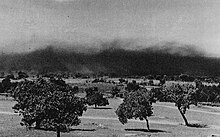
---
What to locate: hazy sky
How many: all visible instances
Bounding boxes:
[0,0,220,56]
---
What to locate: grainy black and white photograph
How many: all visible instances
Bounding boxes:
[0,0,220,137]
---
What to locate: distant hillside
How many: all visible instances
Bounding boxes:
[0,44,220,77]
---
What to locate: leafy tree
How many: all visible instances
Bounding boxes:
[17,71,28,79]
[161,83,198,126]
[1,77,12,92]
[125,81,140,92]
[151,87,163,101]
[12,78,86,137]
[115,88,154,131]
[179,74,195,82]
[85,87,109,108]
[159,78,166,85]
[195,80,220,103]
[0,72,4,78]
[92,78,105,83]
[119,78,127,83]
[147,75,154,80]
[6,74,15,79]
[110,86,120,98]
[148,80,154,86]
[49,77,66,86]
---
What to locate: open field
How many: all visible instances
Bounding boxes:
[0,97,220,137]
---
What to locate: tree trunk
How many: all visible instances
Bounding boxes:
[178,107,189,126]
[145,118,150,131]
[35,120,41,129]
[57,126,61,137]
[95,104,97,108]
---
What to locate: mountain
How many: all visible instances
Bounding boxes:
[0,44,220,77]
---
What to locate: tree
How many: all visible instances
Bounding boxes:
[195,80,220,103]
[17,71,28,79]
[6,74,15,79]
[49,77,66,86]
[119,78,127,83]
[2,77,12,92]
[0,72,4,78]
[115,88,154,131]
[110,86,120,98]
[161,83,198,126]
[148,80,154,86]
[125,81,140,92]
[179,74,195,82]
[0,83,3,93]
[12,78,87,137]
[85,87,109,108]
[159,78,166,85]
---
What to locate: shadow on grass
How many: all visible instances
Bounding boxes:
[88,107,112,110]
[187,123,208,128]
[70,129,96,132]
[31,127,95,132]
[125,128,166,133]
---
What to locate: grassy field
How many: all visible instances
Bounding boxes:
[0,97,220,137]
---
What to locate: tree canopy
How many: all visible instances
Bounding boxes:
[12,78,87,137]
[115,88,154,130]
[85,87,109,108]
[162,83,198,126]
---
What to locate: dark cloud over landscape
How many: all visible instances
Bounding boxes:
[0,0,219,56]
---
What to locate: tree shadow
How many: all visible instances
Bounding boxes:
[187,123,208,128]
[29,127,56,132]
[125,128,167,133]
[88,107,112,110]
[30,127,95,132]
[70,128,96,131]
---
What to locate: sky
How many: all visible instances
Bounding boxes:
[0,0,220,56]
